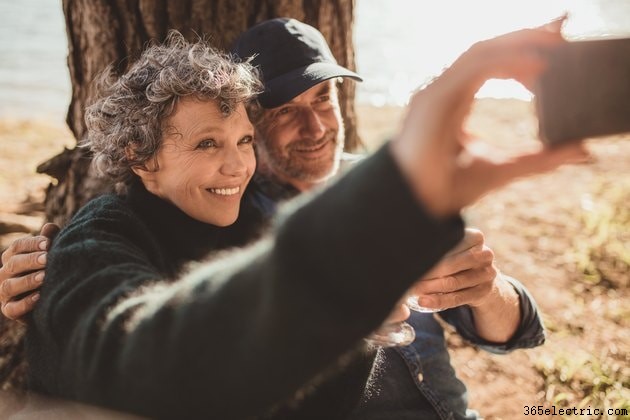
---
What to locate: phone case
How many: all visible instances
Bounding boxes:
[535,37,630,146]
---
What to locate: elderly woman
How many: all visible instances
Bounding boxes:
[25,32,283,415]
[23,24,585,420]
[29,31,408,420]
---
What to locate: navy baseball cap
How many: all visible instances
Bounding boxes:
[231,18,362,108]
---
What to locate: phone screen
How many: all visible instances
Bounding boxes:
[535,37,630,146]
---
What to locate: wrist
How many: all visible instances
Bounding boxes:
[469,274,521,343]
[388,139,451,218]
[471,273,519,312]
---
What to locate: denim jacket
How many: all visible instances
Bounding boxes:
[350,276,546,420]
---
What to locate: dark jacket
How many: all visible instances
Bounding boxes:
[26,146,464,419]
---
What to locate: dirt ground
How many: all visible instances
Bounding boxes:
[358,99,629,420]
[0,98,628,419]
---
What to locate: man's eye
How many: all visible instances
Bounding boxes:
[314,95,334,109]
[276,107,292,116]
[196,139,217,149]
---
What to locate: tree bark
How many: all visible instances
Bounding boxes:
[41,0,361,227]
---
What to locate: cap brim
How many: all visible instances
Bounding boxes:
[259,62,362,108]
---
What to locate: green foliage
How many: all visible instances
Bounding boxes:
[536,350,629,419]
[535,177,630,419]
[570,178,630,291]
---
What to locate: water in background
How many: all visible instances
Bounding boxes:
[1,0,630,121]
[0,0,69,120]
[355,0,630,105]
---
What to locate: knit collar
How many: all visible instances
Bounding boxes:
[251,171,301,203]
[124,179,264,269]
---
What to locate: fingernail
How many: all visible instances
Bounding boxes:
[472,245,486,260]
[419,296,434,307]
[38,240,48,251]
[37,253,47,264]
[32,293,40,302]
[35,272,45,284]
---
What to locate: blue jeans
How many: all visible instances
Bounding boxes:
[350,276,545,419]
[350,313,480,420]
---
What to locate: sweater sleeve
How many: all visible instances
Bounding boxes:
[28,145,464,419]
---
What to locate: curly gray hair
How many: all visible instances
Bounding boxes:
[84,30,262,187]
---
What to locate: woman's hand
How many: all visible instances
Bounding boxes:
[390,18,589,217]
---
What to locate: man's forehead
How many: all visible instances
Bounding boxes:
[282,80,336,106]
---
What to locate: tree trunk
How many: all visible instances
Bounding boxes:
[41,0,361,227]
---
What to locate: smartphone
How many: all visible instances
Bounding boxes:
[534,37,630,146]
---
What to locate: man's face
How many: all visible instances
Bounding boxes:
[255,80,344,191]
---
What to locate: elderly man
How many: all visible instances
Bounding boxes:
[1,18,552,420]
[232,18,546,420]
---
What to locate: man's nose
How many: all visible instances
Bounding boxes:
[298,107,326,140]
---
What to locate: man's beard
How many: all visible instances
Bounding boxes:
[260,129,345,184]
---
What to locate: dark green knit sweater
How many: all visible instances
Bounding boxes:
[26,146,463,419]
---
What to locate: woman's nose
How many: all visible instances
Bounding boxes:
[220,146,247,176]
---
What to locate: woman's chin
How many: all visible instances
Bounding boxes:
[181,201,240,227]
[206,212,239,227]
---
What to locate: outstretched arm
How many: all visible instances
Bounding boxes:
[30,152,463,419]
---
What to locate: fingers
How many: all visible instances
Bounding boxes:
[1,292,40,321]
[1,270,44,302]
[480,142,591,193]
[0,229,54,321]
[384,302,411,324]
[0,250,47,278]
[446,141,590,210]
[445,228,484,256]
[417,278,494,310]
[443,25,565,96]
[416,263,497,296]
[1,235,50,266]
[413,258,498,311]
[0,250,47,320]
[538,14,568,33]
[423,243,494,280]
[40,223,61,242]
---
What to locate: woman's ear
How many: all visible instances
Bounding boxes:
[127,146,159,189]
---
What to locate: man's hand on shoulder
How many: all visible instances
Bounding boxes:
[0,223,59,321]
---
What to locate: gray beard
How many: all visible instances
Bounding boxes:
[259,131,345,184]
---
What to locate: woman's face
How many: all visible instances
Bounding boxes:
[135,98,256,226]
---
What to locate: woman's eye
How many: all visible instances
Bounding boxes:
[197,139,217,149]
[239,135,254,145]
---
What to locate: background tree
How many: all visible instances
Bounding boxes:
[40,0,362,227]
[0,0,360,391]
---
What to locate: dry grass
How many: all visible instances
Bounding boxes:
[360,99,629,420]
